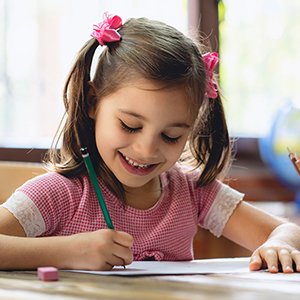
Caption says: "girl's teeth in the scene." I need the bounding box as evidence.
[125,156,150,169]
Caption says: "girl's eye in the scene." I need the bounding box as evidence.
[161,133,180,144]
[120,120,180,144]
[120,120,141,133]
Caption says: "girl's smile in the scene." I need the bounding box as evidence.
[118,151,159,176]
[89,79,192,192]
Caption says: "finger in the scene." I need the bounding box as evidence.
[105,244,133,267]
[278,249,293,273]
[106,255,127,268]
[111,243,133,265]
[111,255,128,267]
[113,231,134,247]
[249,251,264,271]
[264,249,278,273]
[291,250,300,272]
[101,261,115,271]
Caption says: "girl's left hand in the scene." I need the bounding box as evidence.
[222,201,300,274]
[249,239,300,273]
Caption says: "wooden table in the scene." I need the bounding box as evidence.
[1,267,300,299]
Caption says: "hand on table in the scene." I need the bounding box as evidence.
[249,239,300,273]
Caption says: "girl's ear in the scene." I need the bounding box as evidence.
[87,81,98,119]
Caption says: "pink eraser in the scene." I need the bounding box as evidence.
[37,266,59,281]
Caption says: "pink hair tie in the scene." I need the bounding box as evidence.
[203,52,219,99]
[91,12,122,46]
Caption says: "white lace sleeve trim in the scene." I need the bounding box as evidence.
[202,184,244,237]
[1,191,46,237]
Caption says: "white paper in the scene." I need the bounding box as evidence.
[67,257,250,276]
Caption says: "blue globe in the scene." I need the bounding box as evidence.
[259,99,300,203]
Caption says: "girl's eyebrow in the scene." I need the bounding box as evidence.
[118,108,191,129]
[118,108,145,120]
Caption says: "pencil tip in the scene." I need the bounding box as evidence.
[287,147,292,154]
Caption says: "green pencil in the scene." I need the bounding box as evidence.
[80,147,114,229]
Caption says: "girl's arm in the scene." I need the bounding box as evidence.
[222,201,300,273]
[0,207,133,270]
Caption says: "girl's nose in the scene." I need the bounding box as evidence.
[132,136,159,160]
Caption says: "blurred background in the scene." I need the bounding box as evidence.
[1,0,299,146]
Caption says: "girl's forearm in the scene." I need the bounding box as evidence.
[0,230,134,271]
[0,234,72,270]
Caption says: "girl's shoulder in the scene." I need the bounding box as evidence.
[166,164,242,203]
[18,171,83,188]
[15,171,89,202]
[166,163,198,178]
[3,172,92,237]
[165,163,221,191]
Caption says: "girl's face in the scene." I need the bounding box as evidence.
[90,79,192,190]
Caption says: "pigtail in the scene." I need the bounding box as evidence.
[62,38,99,164]
[190,92,231,186]
[45,37,126,203]
[45,38,99,175]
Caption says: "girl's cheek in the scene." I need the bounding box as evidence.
[163,143,185,161]
[109,130,131,146]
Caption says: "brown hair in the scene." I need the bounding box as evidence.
[45,17,231,204]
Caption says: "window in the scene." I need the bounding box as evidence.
[5,0,299,161]
[0,0,188,149]
[219,0,300,137]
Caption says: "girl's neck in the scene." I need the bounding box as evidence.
[124,176,162,210]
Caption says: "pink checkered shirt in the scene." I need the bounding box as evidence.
[3,164,243,261]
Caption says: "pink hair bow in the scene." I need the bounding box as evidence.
[91,12,122,46]
[203,52,219,99]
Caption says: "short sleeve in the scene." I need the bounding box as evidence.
[1,172,83,237]
[168,165,244,239]
[1,191,45,237]
[201,183,244,237]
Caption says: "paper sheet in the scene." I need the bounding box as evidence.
[67,257,250,276]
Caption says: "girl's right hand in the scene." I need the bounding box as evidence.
[66,229,134,271]
[0,207,133,271]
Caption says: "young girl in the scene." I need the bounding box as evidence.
[1,12,300,273]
